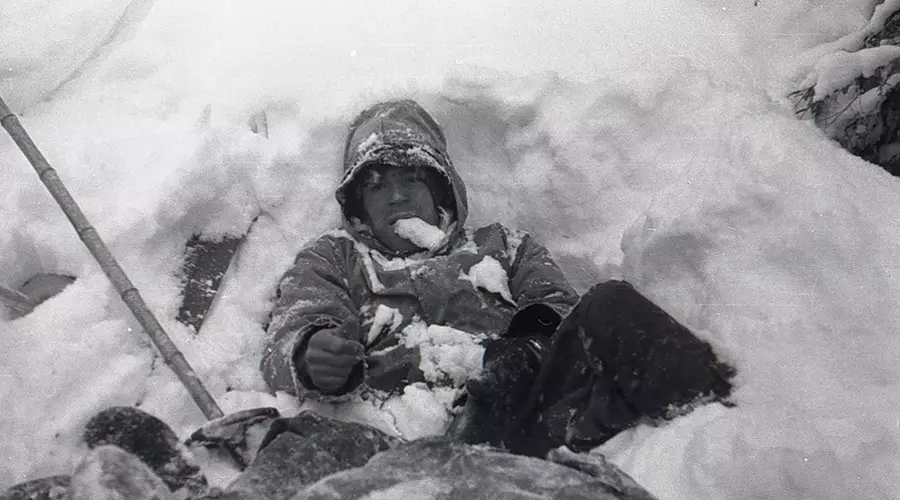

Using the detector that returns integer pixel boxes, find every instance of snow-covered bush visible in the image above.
[791,3,900,174]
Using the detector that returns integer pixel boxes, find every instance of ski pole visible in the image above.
[0,282,36,316]
[0,95,247,468]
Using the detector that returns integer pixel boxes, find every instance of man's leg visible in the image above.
[517,280,735,456]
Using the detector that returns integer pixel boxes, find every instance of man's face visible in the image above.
[360,164,440,254]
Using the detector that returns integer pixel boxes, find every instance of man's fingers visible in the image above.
[310,373,348,392]
[306,356,357,376]
[305,328,364,393]
[314,330,364,357]
[309,363,352,380]
[305,349,360,368]
[330,339,364,357]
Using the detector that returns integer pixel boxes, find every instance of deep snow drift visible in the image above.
[2,0,899,499]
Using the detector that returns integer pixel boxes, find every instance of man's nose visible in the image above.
[388,183,409,203]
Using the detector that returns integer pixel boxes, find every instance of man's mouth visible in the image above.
[387,212,417,224]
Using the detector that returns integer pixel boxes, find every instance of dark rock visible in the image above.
[83,406,207,497]
[292,437,657,500]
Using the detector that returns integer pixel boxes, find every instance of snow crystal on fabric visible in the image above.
[266,299,318,334]
[353,241,386,293]
[338,144,448,200]
[357,132,381,155]
[458,256,515,305]
[505,228,525,265]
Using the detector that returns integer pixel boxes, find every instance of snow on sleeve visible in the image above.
[505,228,524,265]
[393,217,446,251]
[365,304,403,346]
[353,240,386,293]
[458,256,516,305]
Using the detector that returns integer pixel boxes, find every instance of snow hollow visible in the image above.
[2,0,899,499]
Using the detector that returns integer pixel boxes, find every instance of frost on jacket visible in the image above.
[260,100,579,402]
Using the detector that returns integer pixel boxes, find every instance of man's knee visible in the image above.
[583,280,638,304]
[574,280,650,321]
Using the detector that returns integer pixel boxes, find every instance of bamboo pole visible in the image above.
[0,95,227,422]
[0,282,36,316]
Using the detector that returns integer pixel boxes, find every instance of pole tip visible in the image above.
[0,94,13,120]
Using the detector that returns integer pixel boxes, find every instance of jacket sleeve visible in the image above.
[503,226,580,339]
[260,235,364,402]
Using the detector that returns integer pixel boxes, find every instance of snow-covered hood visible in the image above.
[336,100,469,256]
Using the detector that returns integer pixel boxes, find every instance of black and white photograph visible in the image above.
[2,1,899,498]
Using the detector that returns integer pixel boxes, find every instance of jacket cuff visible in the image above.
[292,335,366,402]
[506,303,564,338]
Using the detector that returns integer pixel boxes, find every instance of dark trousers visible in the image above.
[511,280,735,456]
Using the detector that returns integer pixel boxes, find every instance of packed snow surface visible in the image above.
[3,1,900,499]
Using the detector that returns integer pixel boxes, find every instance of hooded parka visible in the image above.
[261,100,579,402]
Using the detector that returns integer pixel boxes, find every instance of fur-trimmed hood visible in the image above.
[335,100,469,256]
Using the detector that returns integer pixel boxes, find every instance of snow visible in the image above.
[353,241,386,293]
[364,304,402,347]
[300,383,459,443]
[458,256,516,305]
[379,384,456,440]
[2,1,900,499]
[399,323,485,387]
[308,322,484,443]
[808,45,900,99]
[392,218,446,251]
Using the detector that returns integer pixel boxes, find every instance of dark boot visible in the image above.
[448,337,543,448]
[83,406,208,498]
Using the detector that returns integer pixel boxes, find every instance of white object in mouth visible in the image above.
[393,217,445,251]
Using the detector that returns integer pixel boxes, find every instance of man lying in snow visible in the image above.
[0,100,735,500]
[254,99,736,464]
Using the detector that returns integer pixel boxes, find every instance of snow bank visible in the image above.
[2,1,900,499]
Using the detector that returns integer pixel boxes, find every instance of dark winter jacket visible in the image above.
[261,100,579,402]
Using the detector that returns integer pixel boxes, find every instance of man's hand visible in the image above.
[304,328,365,393]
